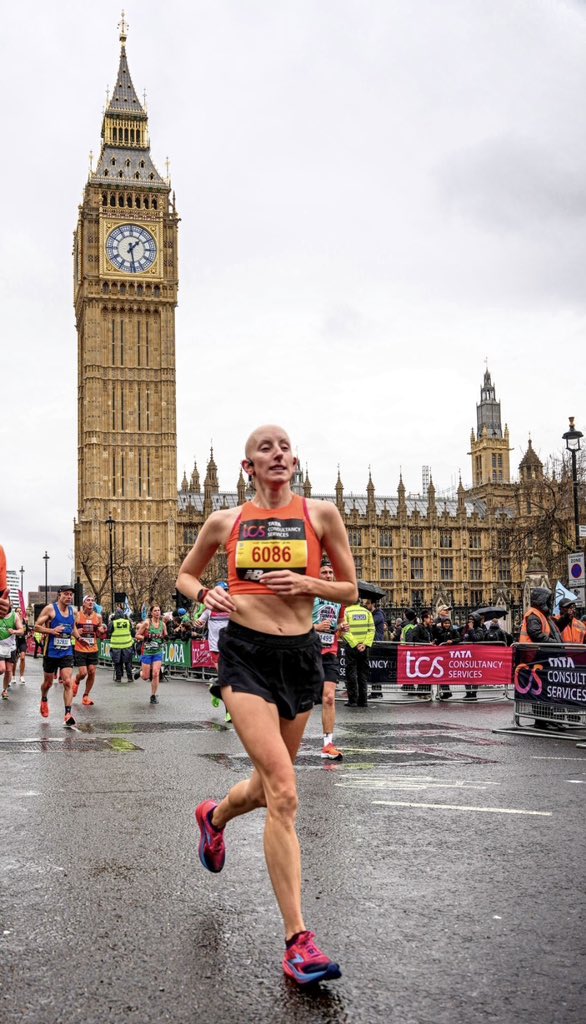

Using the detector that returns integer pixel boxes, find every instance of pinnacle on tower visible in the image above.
[92,16,165,185]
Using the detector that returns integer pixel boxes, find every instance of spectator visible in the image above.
[390,617,403,642]
[372,602,387,642]
[400,609,418,643]
[461,612,486,700]
[434,616,459,700]
[108,606,135,682]
[519,588,562,644]
[409,610,434,697]
[485,617,510,645]
[554,599,586,644]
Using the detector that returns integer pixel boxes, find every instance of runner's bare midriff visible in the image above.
[229,593,314,635]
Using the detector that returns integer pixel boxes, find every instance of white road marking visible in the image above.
[372,800,552,816]
[530,755,586,761]
[336,774,501,792]
[566,780,586,784]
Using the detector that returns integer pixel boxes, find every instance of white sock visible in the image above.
[323,733,332,746]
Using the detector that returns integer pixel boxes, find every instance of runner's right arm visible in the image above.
[34,604,58,636]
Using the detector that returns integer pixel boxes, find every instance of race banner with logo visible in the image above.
[514,645,586,708]
[191,639,218,669]
[338,643,512,686]
[396,645,513,687]
[99,638,194,668]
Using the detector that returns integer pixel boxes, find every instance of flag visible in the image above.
[141,602,148,620]
[553,580,578,615]
[124,596,133,618]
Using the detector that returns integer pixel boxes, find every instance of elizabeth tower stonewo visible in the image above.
[74,18,178,589]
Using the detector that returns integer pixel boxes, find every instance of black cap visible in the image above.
[57,585,74,594]
[559,597,576,610]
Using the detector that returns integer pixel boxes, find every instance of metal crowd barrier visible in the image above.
[336,641,512,704]
[510,642,586,732]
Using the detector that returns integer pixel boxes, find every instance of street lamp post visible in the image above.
[106,513,115,614]
[19,565,24,594]
[43,552,49,606]
[562,416,583,550]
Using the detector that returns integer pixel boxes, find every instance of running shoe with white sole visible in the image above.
[320,742,343,761]
[283,931,342,985]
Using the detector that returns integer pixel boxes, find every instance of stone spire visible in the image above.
[203,447,219,496]
[457,473,466,514]
[237,468,246,504]
[335,467,344,511]
[427,475,436,515]
[292,457,304,496]
[397,473,407,516]
[91,15,165,186]
[303,466,312,498]
[366,468,375,513]
[190,460,200,494]
[180,469,188,493]
[519,437,543,483]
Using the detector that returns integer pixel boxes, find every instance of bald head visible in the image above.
[245,425,292,461]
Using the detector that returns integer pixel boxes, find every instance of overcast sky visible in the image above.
[1,0,585,587]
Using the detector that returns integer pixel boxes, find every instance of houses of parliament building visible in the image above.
[73,22,560,613]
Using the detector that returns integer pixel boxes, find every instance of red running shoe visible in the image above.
[283,930,342,985]
[72,680,79,698]
[40,699,49,719]
[195,800,225,873]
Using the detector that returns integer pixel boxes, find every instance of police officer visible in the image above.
[108,605,135,682]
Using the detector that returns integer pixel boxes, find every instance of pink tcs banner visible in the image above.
[191,639,218,669]
[397,645,513,687]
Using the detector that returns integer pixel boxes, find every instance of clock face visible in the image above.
[105,224,157,274]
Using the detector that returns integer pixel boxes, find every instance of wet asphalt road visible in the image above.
[1,662,585,1024]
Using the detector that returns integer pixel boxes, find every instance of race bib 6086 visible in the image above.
[235,518,308,580]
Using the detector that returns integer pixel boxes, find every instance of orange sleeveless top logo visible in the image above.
[227,495,322,597]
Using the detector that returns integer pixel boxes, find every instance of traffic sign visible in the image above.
[568,552,585,585]
[579,525,586,540]
[573,584,585,610]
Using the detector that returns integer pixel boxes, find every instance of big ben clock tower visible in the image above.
[74,16,178,596]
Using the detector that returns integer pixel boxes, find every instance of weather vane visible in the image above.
[118,10,128,44]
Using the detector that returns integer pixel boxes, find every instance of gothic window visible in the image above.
[411,589,424,607]
[379,528,392,548]
[140,160,145,168]
[135,172,140,180]
[111,157,116,165]
[348,527,362,547]
[411,557,424,580]
[354,556,363,576]
[498,559,511,581]
[118,194,124,206]
[118,170,124,178]
[138,452,142,494]
[112,452,116,496]
[137,131,141,144]
[469,531,481,549]
[111,384,116,430]
[380,556,393,580]
[470,589,483,607]
[121,453,125,496]
[410,529,423,548]
[470,557,482,582]
[144,197,150,209]
[439,530,452,548]
[152,198,158,210]
[126,194,132,206]
[104,169,109,177]
[102,193,107,205]
[147,454,151,496]
[124,128,129,143]
[130,130,135,143]
[109,194,115,206]
[154,286,161,297]
[440,557,453,580]
[183,527,198,546]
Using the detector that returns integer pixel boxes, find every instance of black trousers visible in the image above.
[345,646,370,706]
[111,648,133,680]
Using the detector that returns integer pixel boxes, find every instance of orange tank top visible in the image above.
[227,494,322,597]
[76,611,100,653]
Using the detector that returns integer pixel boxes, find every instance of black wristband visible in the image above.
[196,588,209,604]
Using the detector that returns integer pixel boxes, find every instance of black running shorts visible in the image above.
[213,621,324,720]
[322,654,339,684]
[73,651,99,667]
[43,655,74,674]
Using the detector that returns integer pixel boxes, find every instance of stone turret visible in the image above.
[397,473,407,516]
[427,476,436,516]
[180,470,188,493]
[303,467,312,498]
[237,468,246,504]
[367,469,375,514]
[190,460,200,494]
[335,467,344,511]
